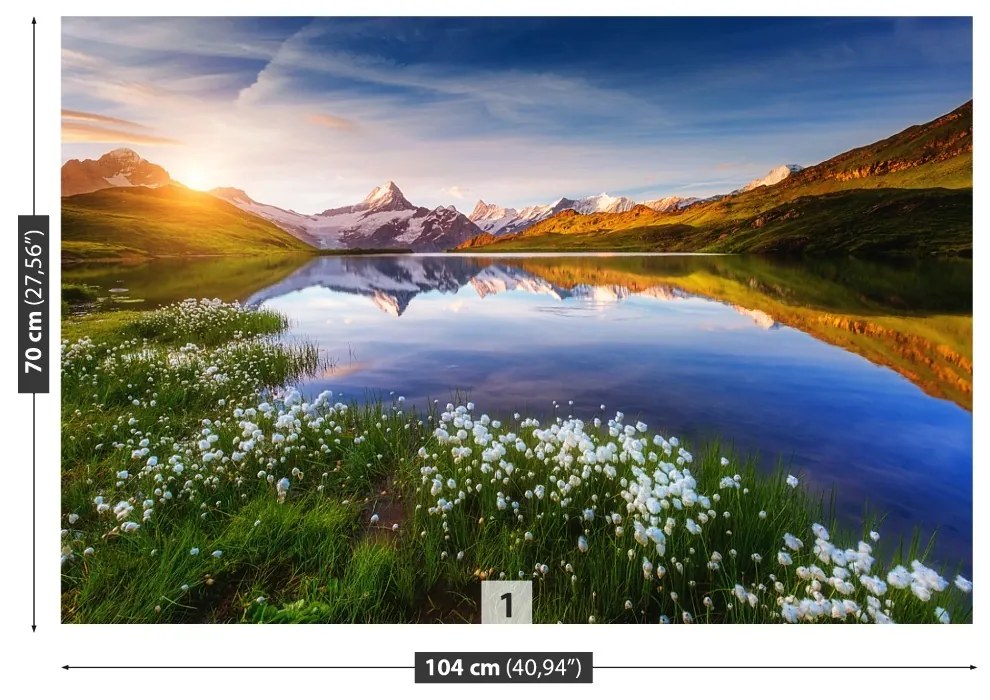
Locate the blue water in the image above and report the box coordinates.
[69,252,972,569]
[238,254,974,570]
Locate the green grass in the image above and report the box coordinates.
[62,283,100,305]
[61,300,973,624]
[62,184,315,261]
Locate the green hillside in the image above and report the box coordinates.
[460,101,973,257]
[62,185,315,261]
[478,187,971,257]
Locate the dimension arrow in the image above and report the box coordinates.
[31,16,37,634]
[62,664,975,671]
[595,665,976,670]
[64,665,415,671]
[32,17,36,215]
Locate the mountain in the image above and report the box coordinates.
[220,181,483,252]
[640,195,699,212]
[62,184,314,261]
[468,192,637,236]
[61,148,172,196]
[469,200,520,234]
[571,193,637,214]
[209,187,323,247]
[458,101,972,257]
[734,164,804,193]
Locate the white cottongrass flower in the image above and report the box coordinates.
[860,575,887,597]
[189,548,200,556]
[954,575,973,593]
[786,474,799,488]
[577,535,589,554]
[777,551,793,566]
[935,607,950,624]
[120,521,140,533]
[276,477,291,503]
[211,550,223,558]
[887,565,911,589]
[783,533,803,551]
[909,582,931,602]
[370,514,380,525]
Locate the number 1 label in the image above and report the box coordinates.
[481,581,531,624]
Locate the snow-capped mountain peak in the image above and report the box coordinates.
[571,192,636,214]
[470,200,516,222]
[102,148,142,166]
[61,148,172,197]
[363,181,414,212]
[736,164,804,193]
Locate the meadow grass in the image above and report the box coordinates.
[61,300,972,623]
[62,185,313,261]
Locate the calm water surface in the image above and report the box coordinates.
[66,253,973,568]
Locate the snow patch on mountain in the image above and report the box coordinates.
[735,164,804,193]
[639,195,700,213]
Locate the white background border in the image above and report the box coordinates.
[2,1,984,696]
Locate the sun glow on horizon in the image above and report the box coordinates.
[174,166,214,192]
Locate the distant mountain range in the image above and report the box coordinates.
[60,155,805,254]
[60,100,971,259]
[468,193,639,235]
[457,101,972,257]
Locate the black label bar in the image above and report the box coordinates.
[415,652,592,683]
[18,215,48,393]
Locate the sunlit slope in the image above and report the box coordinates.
[460,102,973,256]
[62,185,315,261]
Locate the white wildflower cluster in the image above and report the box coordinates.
[131,298,278,341]
[417,403,972,624]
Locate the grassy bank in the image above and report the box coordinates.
[62,185,315,261]
[61,300,972,623]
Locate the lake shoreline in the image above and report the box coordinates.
[60,300,973,623]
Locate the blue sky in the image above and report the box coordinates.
[62,17,972,212]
